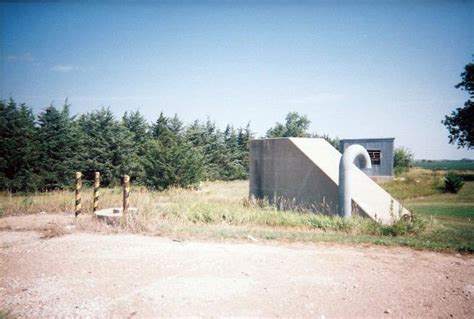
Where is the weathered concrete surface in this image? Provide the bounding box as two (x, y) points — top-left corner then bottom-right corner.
(250, 138), (339, 214)
(95, 207), (138, 225)
(249, 138), (410, 223)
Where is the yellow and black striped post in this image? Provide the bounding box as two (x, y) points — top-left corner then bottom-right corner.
(123, 175), (130, 214)
(93, 172), (100, 213)
(75, 172), (82, 216)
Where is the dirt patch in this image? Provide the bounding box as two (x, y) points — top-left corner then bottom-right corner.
(0, 227), (473, 317)
(0, 213), (75, 232)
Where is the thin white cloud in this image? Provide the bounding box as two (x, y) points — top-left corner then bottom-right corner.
(3, 52), (35, 63)
(50, 64), (93, 73)
(51, 64), (75, 72)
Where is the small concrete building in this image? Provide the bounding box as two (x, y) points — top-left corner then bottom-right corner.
(340, 138), (395, 178)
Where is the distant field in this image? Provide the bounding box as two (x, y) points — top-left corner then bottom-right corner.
(415, 160), (474, 171)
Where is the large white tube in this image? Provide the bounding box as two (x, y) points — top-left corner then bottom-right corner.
(338, 144), (372, 219)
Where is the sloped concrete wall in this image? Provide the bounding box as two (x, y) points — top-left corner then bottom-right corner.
(249, 138), (410, 224)
(249, 138), (339, 215)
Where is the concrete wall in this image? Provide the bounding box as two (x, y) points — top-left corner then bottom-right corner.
(340, 138), (395, 176)
(250, 137), (410, 224)
(249, 138), (339, 214)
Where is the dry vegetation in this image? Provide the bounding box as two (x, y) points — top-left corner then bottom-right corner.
(0, 169), (473, 252)
(0, 309), (15, 319)
(39, 224), (67, 239)
(1, 181), (421, 234)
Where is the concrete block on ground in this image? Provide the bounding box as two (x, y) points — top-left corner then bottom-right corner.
(95, 207), (138, 226)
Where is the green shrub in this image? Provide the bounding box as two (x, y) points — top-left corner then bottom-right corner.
(306, 215), (341, 231)
(143, 139), (204, 191)
(457, 242), (474, 253)
(365, 214), (426, 237)
(444, 171), (464, 193)
(393, 147), (414, 175)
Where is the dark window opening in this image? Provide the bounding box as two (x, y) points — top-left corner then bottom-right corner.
(367, 149), (381, 165)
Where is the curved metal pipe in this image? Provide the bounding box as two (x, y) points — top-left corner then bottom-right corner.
(338, 144), (372, 219)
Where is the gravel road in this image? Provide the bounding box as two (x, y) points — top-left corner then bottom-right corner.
(0, 215), (473, 318)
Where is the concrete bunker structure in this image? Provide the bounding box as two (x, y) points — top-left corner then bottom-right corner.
(249, 138), (409, 224)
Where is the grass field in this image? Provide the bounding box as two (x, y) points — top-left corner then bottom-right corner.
(0, 169), (473, 253)
(400, 178), (474, 252)
(415, 159), (474, 171)
(381, 169), (473, 252)
(382, 168), (445, 199)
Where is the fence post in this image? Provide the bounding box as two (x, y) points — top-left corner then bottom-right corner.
(75, 172), (82, 216)
(93, 172), (100, 213)
(123, 175), (130, 214)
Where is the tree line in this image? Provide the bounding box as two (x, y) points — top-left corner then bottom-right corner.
(5, 98), (412, 193)
(0, 99), (252, 192)
(3, 63), (470, 193)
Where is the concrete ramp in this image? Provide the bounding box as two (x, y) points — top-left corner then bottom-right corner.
(249, 138), (410, 224)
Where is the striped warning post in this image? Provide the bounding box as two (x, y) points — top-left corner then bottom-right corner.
(123, 175), (130, 214)
(93, 172), (100, 213)
(75, 172), (82, 216)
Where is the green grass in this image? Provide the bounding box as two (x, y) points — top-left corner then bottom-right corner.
(408, 205), (473, 219)
(149, 220), (464, 252)
(415, 160), (474, 171)
(401, 177), (474, 253)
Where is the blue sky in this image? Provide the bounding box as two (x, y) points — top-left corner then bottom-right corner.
(1, 0), (473, 159)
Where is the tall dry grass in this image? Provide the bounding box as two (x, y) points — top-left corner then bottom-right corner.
(2, 174), (472, 251)
(0, 180), (426, 239)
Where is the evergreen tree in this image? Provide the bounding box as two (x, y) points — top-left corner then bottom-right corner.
(77, 107), (137, 185)
(0, 99), (40, 192)
(143, 134), (204, 190)
(202, 119), (226, 180)
(184, 120), (253, 181)
(184, 119), (207, 147)
(237, 122), (253, 177)
(37, 101), (79, 190)
(220, 125), (246, 180)
(122, 110), (150, 155)
(168, 114), (184, 139)
(151, 112), (173, 140)
(0, 99), (257, 191)
(122, 110), (149, 182)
